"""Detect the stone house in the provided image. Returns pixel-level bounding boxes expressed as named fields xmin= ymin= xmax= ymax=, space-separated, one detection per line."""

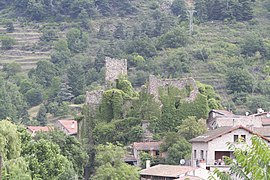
xmin=190 ymin=125 xmax=270 ymax=171
xmin=133 ymin=141 xmax=165 ymax=166
xmin=207 ymin=109 xmax=270 ymax=129
xmin=56 ymin=119 xmax=77 ymax=136
xmin=140 ymin=164 xmax=210 ymax=180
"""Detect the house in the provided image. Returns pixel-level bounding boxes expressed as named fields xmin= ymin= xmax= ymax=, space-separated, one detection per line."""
xmin=133 ymin=141 xmax=165 ymax=166
xmin=140 ymin=164 xmax=210 ymax=180
xmin=190 ymin=125 xmax=270 ymax=171
xmin=56 ymin=119 xmax=77 ymax=135
xmin=27 ymin=126 xmax=50 ymax=136
xmin=207 ymin=109 xmax=270 ymax=129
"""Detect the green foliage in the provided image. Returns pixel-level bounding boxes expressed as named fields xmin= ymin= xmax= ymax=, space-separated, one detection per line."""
xmin=35 ymin=130 xmax=88 ymax=179
xmin=195 ymin=0 xmax=254 ymax=22
xmin=210 ymin=136 xmax=270 ymax=180
xmin=177 ymin=116 xmax=207 ymax=140
xmin=24 ymin=139 xmax=74 ymax=179
xmin=226 ymin=68 xmax=254 ymax=93
xmin=126 ymin=38 xmax=157 ymax=58
xmin=36 ymin=104 xmax=47 ymax=126
xmin=171 ymin=0 xmax=187 ymax=19
xmin=5 ymin=21 xmax=15 ymax=33
xmin=3 ymin=62 xmax=21 ymax=78
xmin=40 ymin=29 xmax=58 ymax=42
xmin=73 ymin=95 xmax=86 ymax=104
xmin=66 ymin=28 xmax=89 ymax=53
xmin=25 ymin=88 xmax=43 ymax=107
xmin=240 ymin=33 xmax=266 ymax=57
xmin=51 ymin=39 xmax=71 ymax=67
xmin=156 ymin=27 xmax=189 ymax=50
xmin=0 ymin=120 xmax=21 ymax=161
xmin=0 ymin=36 xmax=15 ymax=50
xmin=113 ymin=23 xmax=125 ymax=39
xmin=2 ymin=157 xmax=31 ymax=180
xmin=160 ymin=132 xmax=191 ymax=164
xmin=116 ymin=78 xmax=137 ymax=97
xmin=93 ymin=143 xmax=139 ymax=180
xmin=99 ymin=89 xmax=124 ymax=122
xmin=0 ymin=79 xmax=28 ymax=122
xmin=67 ymin=62 xmax=86 ymax=97
xmin=94 ymin=117 xmax=143 ymax=145
xmin=33 ymin=60 xmax=59 ymax=88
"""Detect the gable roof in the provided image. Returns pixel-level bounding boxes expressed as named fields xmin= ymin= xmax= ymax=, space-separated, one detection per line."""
xmin=261 ymin=118 xmax=270 ymax=126
xmin=57 ymin=120 xmax=77 ymax=135
xmin=176 ymin=176 xmax=203 ymax=180
xmin=27 ymin=126 xmax=50 ymax=133
xmin=253 ymin=127 xmax=270 ymax=137
xmin=210 ymin=109 xmax=234 ymax=116
xmin=133 ymin=141 xmax=162 ymax=151
xmin=190 ymin=125 xmax=270 ymax=143
xmin=140 ymin=165 xmax=197 ymax=178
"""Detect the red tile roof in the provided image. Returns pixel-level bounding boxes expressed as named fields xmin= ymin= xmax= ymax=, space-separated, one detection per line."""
xmin=58 ymin=120 xmax=77 ymax=135
xmin=27 ymin=126 xmax=50 ymax=133
xmin=133 ymin=141 xmax=162 ymax=151
xmin=140 ymin=165 xmax=197 ymax=178
xmin=261 ymin=118 xmax=270 ymax=126
xmin=190 ymin=125 xmax=270 ymax=143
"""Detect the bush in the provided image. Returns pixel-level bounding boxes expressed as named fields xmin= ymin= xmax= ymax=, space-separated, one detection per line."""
xmin=156 ymin=27 xmax=189 ymax=49
xmin=0 ymin=36 xmax=15 ymax=50
xmin=73 ymin=95 xmax=85 ymax=104
xmin=5 ymin=21 xmax=15 ymax=33
xmin=25 ymin=88 xmax=43 ymax=107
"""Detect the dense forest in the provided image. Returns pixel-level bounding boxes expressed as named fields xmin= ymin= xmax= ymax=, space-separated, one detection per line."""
xmin=0 ymin=0 xmax=270 ymax=179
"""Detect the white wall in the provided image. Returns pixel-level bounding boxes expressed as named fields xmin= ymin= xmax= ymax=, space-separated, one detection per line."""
xmin=191 ymin=142 xmax=208 ymax=167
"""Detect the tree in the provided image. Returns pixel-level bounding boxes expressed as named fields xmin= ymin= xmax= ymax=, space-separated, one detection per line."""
xmin=25 ymin=88 xmax=43 ymax=107
xmin=5 ymin=21 xmax=15 ymax=33
xmin=93 ymin=143 xmax=139 ymax=180
xmin=171 ymin=0 xmax=187 ymax=19
xmin=67 ymin=63 xmax=85 ymax=97
xmin=56 ymin=82 xmax=74 ymax=103
xmin=240 ymin=33 xmax=266 ymax=57
xmin=0 ymin=120 xmax=31 ymax=179
xmin=35 ymin=130 xmax=88 ymax=179
xmin=51 ymin=39 xmax=71 ymax=67
xmin=209 ymin=136 xmax=270 ymax=180
xmin=3 ymin=62 xmax=21 ymax=78
xmin=0 ymin=36 xmax=15 ymax=50
xmin=226 ymin=68 xmax=254 ymax=93
xmin=156 ymin=27 xmax=189 ymax=50
xmin=66 ymin=28 xmax=89 ymax=53
xmin=34 ymin=60 xmax=58 ymax=88
xmin=177 ymin=116 xmax=207 ymax=140
xmin=36 ymin=104 xmax=47 ymax=126
xmin=113 ymin=23 xmax=125 ymax=39
xmin=23 ymin=139 xmax=74 ymax=179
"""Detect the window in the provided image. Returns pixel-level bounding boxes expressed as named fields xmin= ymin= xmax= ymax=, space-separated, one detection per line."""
xmin=156 ymin=150 xmax=160 ymax=157
xmin=240 ymin=135 xmax=246 ymax=142
xmin=234 ymin=135 xmax=239 ymax=142
xmin=194 ymin=150 xmax=197 ymax=159
xmin=201 ymin=150 xmax=204 ymax=159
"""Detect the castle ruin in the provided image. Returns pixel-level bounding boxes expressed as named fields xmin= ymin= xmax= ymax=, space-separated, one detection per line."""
xmin=105 ymin=57 xmax=127 ymax=85
xmin=148 ymin=75 xmax=199 ymax=102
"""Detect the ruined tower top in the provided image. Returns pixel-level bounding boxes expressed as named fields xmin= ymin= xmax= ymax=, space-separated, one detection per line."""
xmin=105 ymin=57 xmax=127 ymax=84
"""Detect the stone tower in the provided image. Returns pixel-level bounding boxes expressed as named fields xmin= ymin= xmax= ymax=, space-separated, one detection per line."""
xmin=105 ymin=57 xmax=127 ymax=85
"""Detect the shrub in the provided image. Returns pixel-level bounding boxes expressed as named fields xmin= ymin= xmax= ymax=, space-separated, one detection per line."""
xmin=0 ymin=36 xmax=15 ymax=50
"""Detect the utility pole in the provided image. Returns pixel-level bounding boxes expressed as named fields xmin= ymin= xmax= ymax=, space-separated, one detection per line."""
xmin=187 ymin=9 xmax=196 ymax=35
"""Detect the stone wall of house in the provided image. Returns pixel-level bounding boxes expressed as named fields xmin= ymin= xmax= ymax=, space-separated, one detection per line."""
xmin=148 ymin=75 xmax=199 ymax=102
xmin=105 ymin=57 xmax=127 ymax=84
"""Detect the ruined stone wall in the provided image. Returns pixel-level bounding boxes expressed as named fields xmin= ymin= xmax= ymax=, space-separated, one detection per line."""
xmin=85 ymin=90 xmax=104 ymax=108
xmin=105 ymin=57 xmax=127 ymax=84
xmin=148 ymin=75 xmax=199 ymax=102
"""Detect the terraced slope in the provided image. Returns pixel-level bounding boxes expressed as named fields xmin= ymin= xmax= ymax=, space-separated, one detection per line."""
xmin=0 ymin=23 xmax=51 ymax=72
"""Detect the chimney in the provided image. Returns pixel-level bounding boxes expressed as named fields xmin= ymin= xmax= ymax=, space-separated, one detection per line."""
xmin=71 ymin=121 xmax=75 ymax=129
xmin=146 ymin=159 xmax=151 ymax=169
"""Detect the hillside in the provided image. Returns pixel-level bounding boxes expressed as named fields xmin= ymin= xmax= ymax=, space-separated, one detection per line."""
xmin=0 ymin=0 xmax=269 ymax=123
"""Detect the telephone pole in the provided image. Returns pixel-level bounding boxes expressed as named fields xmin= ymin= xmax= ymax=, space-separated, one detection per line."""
xmin=187 ymin=9 xmax=196 ymax=35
